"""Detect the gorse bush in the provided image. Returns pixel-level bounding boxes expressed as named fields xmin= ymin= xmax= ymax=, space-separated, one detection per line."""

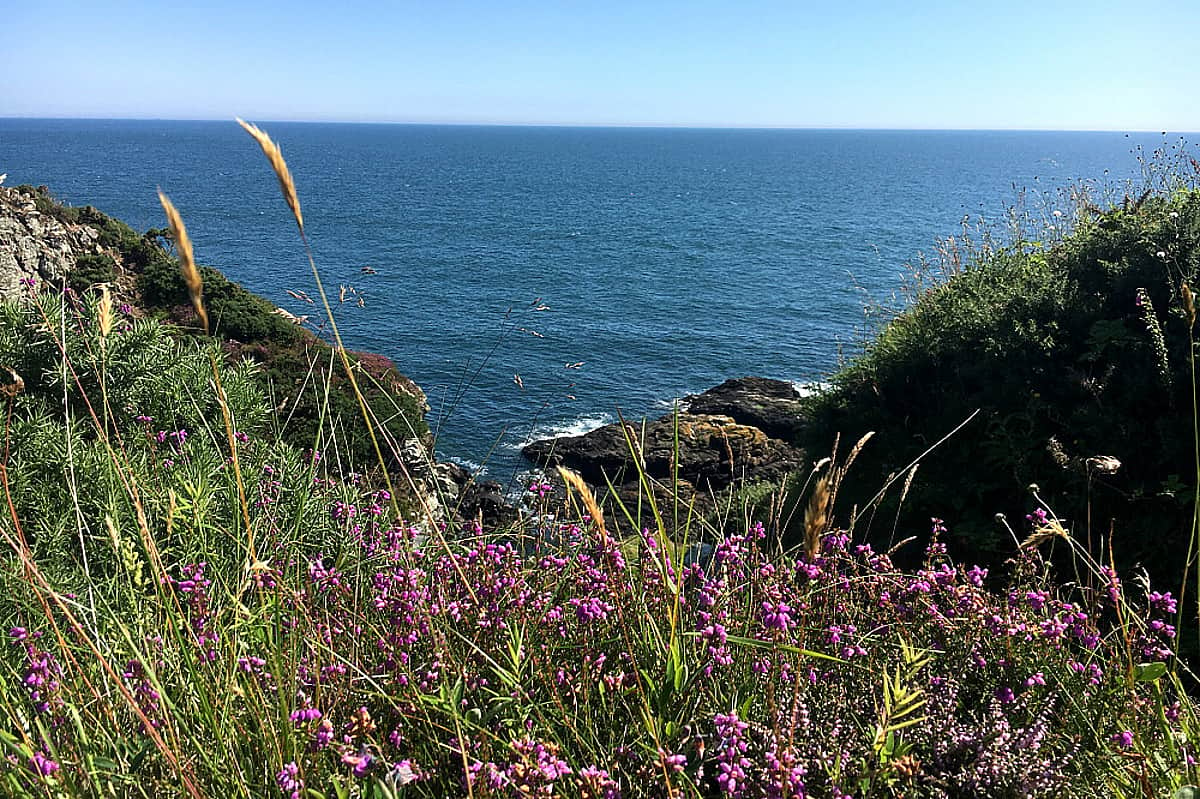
xmin=137 ymin=255 xmax=302 ymax=346
xmin=0 ymin=287 xmax=345 ymax=594
xmin=799 ymin=170 xmax=1200 ymax=591
xmin=0 ymin=126 xmax=1196 ymax=797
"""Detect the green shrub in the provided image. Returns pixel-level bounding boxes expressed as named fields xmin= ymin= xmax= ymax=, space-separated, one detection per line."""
xmin=69 ymin=253 xmax=117 ymax=292
xmin=137 ymin=255 xmax=301 ymax=345
xmin=797 ymin=187 xmax=1200 ymax=589
xmin=252 ymin=341 xmax=429 ymax=471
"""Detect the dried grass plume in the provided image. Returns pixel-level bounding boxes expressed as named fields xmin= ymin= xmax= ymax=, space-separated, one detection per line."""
xmin=97 ymin=283 xmax=114 ymax=341
xmin=157 ymin=190 xmax=208 ymax=335
xmin=804 ymin=472 xmax=832 ymax=560
xmin=236 ymin=118 xmax=304 ymax=232
xmin=556 ymin=466 xmax=608 ymax=544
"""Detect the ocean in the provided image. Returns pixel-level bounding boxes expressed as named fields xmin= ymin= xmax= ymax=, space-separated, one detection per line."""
xmin=0 ymin=119 xmax=1185 ymax=486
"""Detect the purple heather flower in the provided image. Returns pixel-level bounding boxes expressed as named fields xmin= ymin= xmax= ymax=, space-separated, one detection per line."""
xmin=122 ymin=659 xmax=163 ymax=730
xmin=342 ymin=749 xmax=373 ymax=778
xmin=659 ymin=749 xmax=687 ymax=774
xmin=277 ymin=761 xmax=303 ymax=798
xmin=760 ymin=601 xmax=794 ymax=633
xmin=714 ymin=712 xmax=751 ymax=797
xmin=386 ymin=760 xmax=421 ymax=788
xmin=1149 ymin=591 xmax=1178 ymax=615
xmin=29 ymin=751 xmax=58 ymax=777
xmin=313 ymin=718 xmax=334 ymax=749
xmin=1112 ymin=730 xmax=1135 ymax=749
xmin=290 ymin=706 xmax=322 ymax=724
xmin=569 ymin=596 xmax=614 ymax=622
xmin=578 ymin=765 xmax=621 ymax=799
xmin=995 ymin=686 xmax=1015 ymax=703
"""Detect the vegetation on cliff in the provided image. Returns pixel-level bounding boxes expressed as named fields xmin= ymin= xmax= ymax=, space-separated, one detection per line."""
xmin=12 ymin=184 xmax=428 ymax=472
xmin=798 ymin=157 xmax=1200 ymax=598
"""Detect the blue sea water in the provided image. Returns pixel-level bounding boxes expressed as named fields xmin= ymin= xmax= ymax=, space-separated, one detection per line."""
xmin=0 ymin=119 xmax=1189 ymax=485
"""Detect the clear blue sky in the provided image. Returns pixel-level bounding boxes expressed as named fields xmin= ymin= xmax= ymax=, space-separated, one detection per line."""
xmin=2 ymin=0 xmax=1195 ymax=130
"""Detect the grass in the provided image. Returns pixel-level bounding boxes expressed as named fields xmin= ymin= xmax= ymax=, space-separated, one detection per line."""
xmin=0 ymin=124 xmax=1197 ymax=798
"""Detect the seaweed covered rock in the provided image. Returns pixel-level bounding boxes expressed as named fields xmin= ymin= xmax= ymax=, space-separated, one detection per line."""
xmin=523 ymin=381 xmax=806 ymax=532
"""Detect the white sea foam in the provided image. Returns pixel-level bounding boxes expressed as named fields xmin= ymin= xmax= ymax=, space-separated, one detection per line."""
xmin=793 ymin=380 xmax=830 ymax=398
xmin=509 ymin=413 xmax=615 ymax=449
xmin=653 ymin=396 xmax=692 ymax=414
xmin=441 ymin=454 xmax=489 ymax=476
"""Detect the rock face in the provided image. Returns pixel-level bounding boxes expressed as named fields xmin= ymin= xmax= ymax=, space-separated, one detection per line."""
xmin=522 ymin=378 xmax=807 ymax=529
xmin=0 ymin=185 xmax=108 ymax=297
xmin=438 ymin=461 xmax=520 ymax=529
xmin=684 ymin=376 xmax=807 ymax=442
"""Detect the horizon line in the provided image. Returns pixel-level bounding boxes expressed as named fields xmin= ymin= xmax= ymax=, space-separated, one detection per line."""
xmin=0 ymin=115 xmax=1193 ymax=136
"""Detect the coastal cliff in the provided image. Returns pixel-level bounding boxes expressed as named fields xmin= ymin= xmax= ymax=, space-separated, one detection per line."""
xmin=0 ymin=183 xmax=512 ymax=526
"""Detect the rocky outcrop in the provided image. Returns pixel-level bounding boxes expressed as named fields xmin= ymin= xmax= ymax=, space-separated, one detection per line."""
xmin=522 ymin=378 xmax=807 ymax=529
xmin=0 ymin=185 xmax=110 ymax=297
xmin=438 ymin=461 xmax=521 ymax=529
xmin=684 ymin=376 xmax=807 ymax=442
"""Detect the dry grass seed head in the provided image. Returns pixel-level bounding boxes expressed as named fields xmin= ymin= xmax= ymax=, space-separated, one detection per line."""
xmin=157 ymin=190 xmax=209 ymax=335
xmin=556 ymin=466 xmax=608 ymax=544
xmin=1020 ymin=518 xmax=1071 ymax=551
xmin=236 ymin=118 xmax=304 ymax=232
xmin=97 ymin=284 xmax=114 ymax=340
xmin=804 ymin=472 xmax=832 ymax=560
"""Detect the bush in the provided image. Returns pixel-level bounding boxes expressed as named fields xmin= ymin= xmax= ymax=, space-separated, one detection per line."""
xmin=19 ymin=189 xmax=428 ymax=467
xmin=796 ymin=186 xmax=1200 ymax=590
xmin=249 ymin=340 xmax=429 ymax=472
xmin=137 ymin=255 xmax=302 ymax=345
xmin=69 ymin=253 xmax=117 ymax=292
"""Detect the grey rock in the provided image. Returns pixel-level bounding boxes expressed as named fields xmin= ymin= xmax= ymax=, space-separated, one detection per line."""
xmin=684 ymin=376 xmax=807 ymax=442
xmin=0 ymin=186 xmax=110 ymax=298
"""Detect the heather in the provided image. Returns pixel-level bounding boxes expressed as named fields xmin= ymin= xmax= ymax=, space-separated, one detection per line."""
xmin=0 ymin=126 xmax=1198 ymax=797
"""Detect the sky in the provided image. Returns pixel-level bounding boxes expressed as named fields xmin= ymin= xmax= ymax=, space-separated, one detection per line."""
xmin=2 ymin=0 xmax=1196 ymax=130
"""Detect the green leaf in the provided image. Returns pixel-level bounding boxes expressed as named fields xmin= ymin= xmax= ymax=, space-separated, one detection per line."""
xmin=1133 ymin=662 xmax=1168 ymax=682
xmin=720 ymin=633 xmax=846 ymax=662
xmin=1174 ymin=787 xmax=1199 ymax=799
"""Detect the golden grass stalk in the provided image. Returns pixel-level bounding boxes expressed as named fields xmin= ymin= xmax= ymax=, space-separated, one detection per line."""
xmin=804 ymin=472 xmax=832 ymax=560
xmin=156 ymin=190 xmax=209 ymax=335
xmin=557 ymin=466 xmax=609 ymax=544
xmin=1183 ymin=282 xmax=1196 ymax=330
xmin=236 ymin=118 xmax=405 ymax=528
xmin=1020 ymin=517 xmax=1070 ymax=551
xmin=236 ymin=118 xmax=304 ymax=231
xmin=97 ymin=283 xmax=114 ymax=341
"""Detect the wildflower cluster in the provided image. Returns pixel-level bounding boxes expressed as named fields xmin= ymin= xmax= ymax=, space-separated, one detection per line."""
xmin=3 ymin=497 xmax=1192 ymax=798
